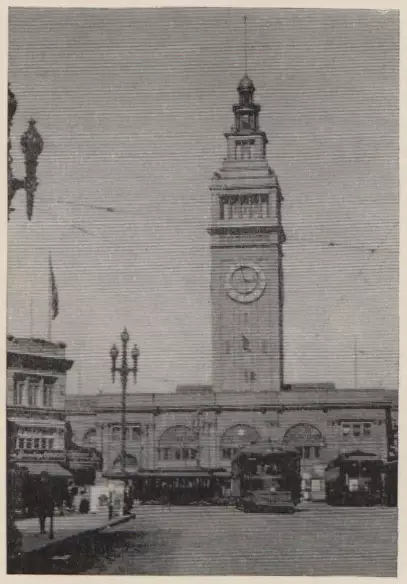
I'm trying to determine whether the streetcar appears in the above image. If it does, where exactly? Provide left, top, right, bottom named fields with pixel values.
left=383, top=459, right=398, bottom=507
left=324, top=450, right=384, bottom=506
left=232, top=441, right=302, bottom=513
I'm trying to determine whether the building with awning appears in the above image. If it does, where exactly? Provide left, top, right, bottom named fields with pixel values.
left=15, top=461, right=72, bottom=479
left=65, top=384, right=397, bottom=504
left=7, top=336, right=74, bottom=514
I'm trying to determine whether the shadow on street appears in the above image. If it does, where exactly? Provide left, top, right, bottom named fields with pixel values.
left=8, top=530, right=150, bottom=574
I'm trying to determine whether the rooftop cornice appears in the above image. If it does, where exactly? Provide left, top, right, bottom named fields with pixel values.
left=207, top=225, right=284, bottom=236
left=7, top=351, right=74, bottom=373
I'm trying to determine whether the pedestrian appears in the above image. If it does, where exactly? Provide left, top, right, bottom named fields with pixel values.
left=36, top=471, right=55, bottom=539
left=123, top=482, right=133, bottom=515
left=162, top=481, right=171, bottom=510
left=54, top=483, right=64, bottom=516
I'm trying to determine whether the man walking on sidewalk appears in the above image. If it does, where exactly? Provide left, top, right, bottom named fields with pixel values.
left=36, top=471, right=55, bottom=539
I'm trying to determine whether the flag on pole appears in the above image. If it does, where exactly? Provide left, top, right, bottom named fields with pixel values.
left=49, top=254, right=59, bottom=320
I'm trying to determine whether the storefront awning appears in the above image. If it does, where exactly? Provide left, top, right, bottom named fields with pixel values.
left=69, top=463, right=96, bottom=471
left=16, top=462, right=72, bottom=479
left=103, top=467, right=139, bottom=479
left=138, top=470, right=213, bottom=478
left=104, top=470, right=215, bottom=479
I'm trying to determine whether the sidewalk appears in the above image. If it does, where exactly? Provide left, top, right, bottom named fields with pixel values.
left=16, top=511, right=135, bottom=554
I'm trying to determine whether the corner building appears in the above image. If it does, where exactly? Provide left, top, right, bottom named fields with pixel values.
left=6, top=336, right=74, bottom=514
left=65, top=75, right=398, bottom=497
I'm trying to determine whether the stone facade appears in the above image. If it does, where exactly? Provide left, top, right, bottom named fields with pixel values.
left=6, top=335, right=73, bottom=466
left=65, top=386, right=397, bottom=480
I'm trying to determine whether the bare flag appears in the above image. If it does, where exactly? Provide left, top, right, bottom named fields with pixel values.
left=49, top=254, right=59, bottom=320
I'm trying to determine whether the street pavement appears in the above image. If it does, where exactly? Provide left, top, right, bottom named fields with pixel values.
left=12, top=510, right=134, bottom=563
left=52, top=502, right=397, bottom=576
left=17, top=512, right=113, bottom=553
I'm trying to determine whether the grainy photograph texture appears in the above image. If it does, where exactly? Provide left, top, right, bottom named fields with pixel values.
left=7, top=6, right=398, bottom=577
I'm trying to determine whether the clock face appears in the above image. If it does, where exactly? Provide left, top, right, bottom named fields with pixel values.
left=225, top=263, right=266, bottom=304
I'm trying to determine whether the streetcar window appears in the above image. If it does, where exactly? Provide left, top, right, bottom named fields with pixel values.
left=353, top=424, right=361, bottom=437
left=342, top=424, right=350, bottom=437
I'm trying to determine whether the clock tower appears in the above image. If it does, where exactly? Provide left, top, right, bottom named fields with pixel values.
left=208, top=74, right=285, bottom=393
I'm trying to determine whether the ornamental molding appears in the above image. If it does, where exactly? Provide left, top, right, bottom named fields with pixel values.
left=7, top=352, right=73, bottom=373
left=208, top=225, right=282, bottom=236
left=7, top=408, right=65, bottom=420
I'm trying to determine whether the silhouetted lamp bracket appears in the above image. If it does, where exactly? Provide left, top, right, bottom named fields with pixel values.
left=131, top=344, right=140, bottom=382
left=110, top=344, right=119, bottom=382
left=8, top=85, right=44, bottom=221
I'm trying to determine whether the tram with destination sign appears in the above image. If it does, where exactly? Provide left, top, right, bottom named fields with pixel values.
left=324, top=450, right=384, bottom=506
left=232, top=442, right=302, bottom=513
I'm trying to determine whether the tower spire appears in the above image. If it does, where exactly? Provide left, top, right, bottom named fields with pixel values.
left=244, top=15, right=248, bottom=75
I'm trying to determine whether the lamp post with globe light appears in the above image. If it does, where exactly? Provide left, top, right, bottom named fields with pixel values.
left=110, top=328, right=140, bottom=512
left=192, top=410, right=212, bottom=468
left=8, top=84, right=44, bottom=221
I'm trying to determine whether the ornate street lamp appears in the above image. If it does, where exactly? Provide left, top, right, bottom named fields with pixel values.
left=192, top=410, right=211, bottom=468
left=8, top=84, right=44, bottom=221
left=110, top=328, right=139, bottom=511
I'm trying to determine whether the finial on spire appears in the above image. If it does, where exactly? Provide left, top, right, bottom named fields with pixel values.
left=244, top=15, right=248, bottom=75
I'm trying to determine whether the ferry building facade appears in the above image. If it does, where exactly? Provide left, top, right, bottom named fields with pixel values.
left=65, top=74, right=397, bottom=494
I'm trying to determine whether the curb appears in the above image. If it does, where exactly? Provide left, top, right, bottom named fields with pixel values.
left=100, top=513, right=136, bottom=531
left=21, top=513, right=135, bottom=556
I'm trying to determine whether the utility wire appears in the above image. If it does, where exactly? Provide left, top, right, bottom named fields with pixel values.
left=53, top=200, right=117, bottom=213
left=44, top=207, right=117, bottom=246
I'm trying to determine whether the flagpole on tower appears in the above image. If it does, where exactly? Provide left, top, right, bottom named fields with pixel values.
left=30, top=295, right=34, bottom=338
left=244, top=15, right=248, bottom=75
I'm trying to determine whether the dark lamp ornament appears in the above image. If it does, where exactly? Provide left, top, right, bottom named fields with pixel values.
left=21, top=119, right=44, bottom=160
left=8, top=84, right=17, bottom=122
left=110, top=344, right=119, bottom=382
left=131, top=344, right=140, bottom=361
left=8, top=85, right=43, bottom=221
left=110, top=344, right=119, bottom=361
left=131, top=344, right=140, bottom=381
left=121, top=327, right=129, bottom=344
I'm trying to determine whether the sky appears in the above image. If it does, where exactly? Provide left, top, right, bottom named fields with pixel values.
left=7, top=7, right=399, bottom=395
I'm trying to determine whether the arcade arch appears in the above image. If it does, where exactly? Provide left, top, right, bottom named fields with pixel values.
left=220, top=424, right=260, bottom=460
left=157, top=425, right=198, bottom=462
left=282, top=423, right=324, bottom=460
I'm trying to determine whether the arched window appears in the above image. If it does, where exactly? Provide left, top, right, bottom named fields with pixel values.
left=83, top=427, right=97, bottom=446
left=112, top=453, right=138, bottom=472
left=158, top=425, right=198, bottom=462
left=220, top=424, right=260, bottom=460
left=282, top=424, right=324, bottom=460
left=111, top=426, right=141, bottom=442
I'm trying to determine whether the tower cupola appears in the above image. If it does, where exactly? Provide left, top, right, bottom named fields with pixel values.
left=237, top=74, right=255, bottom=106
left=231, top=72, right=263, bottom=136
